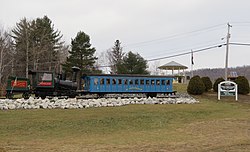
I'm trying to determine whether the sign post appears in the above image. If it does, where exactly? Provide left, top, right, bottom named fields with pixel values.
left=218, top=81, right=238, bottom=101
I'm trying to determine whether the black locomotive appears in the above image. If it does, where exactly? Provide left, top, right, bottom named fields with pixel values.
left=28, top=67, right=80, bottom=99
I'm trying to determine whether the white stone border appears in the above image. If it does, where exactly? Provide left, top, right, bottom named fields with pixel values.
left=0, top=96, right=199, bottom=110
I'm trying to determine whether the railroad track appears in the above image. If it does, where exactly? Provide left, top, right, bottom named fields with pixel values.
left=0, top=93, right=179, bottom=100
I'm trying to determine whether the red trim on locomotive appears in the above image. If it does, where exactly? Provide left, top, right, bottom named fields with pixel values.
left=38, top=81, right=52, bottom=86
left=11, top=80, right=27, bottom=88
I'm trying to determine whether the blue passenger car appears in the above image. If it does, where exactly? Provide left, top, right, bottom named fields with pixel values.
left=81, top=74, right=174, bottom=97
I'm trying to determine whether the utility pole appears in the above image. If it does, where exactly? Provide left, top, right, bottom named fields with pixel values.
left=225, top=23, right=232, bottom=81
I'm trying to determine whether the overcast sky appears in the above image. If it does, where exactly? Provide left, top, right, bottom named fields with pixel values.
left=1, top=0, right=250, bottom=72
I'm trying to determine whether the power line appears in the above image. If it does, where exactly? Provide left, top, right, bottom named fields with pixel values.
left=144, top=41, right=225, bottom=59
left=97, top=42, right=250, bottom=68
left=147, top=43, right=226, bottom=62
left=231, top=21, right=250, bottom=24
left=123, top=23, right=226, bottom=48
left=146, top=42, right=250, bottom=63
left=229, top=42, right=250, bottom=46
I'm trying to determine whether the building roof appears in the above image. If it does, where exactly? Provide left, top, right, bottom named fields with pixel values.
left=228, top=71, right=238, bottom=78
left=158, top=61, right=188, bottom=70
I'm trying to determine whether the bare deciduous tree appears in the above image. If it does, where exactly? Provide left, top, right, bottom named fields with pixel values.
left=56, top=44, right=69, bottom=73
left=96, top=51, right=110, bottom=73
left=0, top=27, right=15, bottom=95
left=107, top=40, right=124, bottom=74
left=149, top=61, right=161, bottom=75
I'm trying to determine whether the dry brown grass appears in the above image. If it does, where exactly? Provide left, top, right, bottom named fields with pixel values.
left=0, top=91, right=250, bottom=151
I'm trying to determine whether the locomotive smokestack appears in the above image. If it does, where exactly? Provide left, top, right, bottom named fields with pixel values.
left=72, top=66, right=80, bottom=82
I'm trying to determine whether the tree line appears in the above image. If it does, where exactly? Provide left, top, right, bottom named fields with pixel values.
left=0, top=15, right=149, bottom=95
left=186, top=66, right=250, bottom=82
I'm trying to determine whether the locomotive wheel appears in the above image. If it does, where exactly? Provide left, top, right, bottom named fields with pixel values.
left=69, top=95, right=76, bottom=98
left=22, top=92, right=30, bottom=99
left=6, top=92, right=14, bottom=99
left=98, top=93, right=105, bottom=98
left=146, top=93, right=157, bottom=98
left=41, top=96, right=46, bottom=99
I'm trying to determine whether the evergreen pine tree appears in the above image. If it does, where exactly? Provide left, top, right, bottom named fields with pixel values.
left=12, top=16, right=64, bottom=75
left=62, top=31, right=98, bottom=78
left=117, top=51, right=149, bottom=74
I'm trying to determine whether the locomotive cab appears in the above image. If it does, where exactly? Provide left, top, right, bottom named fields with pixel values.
left=29, top=71, right=55, bottom=98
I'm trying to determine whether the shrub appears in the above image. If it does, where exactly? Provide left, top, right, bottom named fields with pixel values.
left=235, top=76, right=250, bottom=95
left=187, top=75, right=205, bottom=95
left=201, top=77, right=212, bottom=92
left=213, top=77, right=225, bottom=92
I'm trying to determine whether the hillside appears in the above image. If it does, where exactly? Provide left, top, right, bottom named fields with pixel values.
left=186, top=65, right=250, bottom=82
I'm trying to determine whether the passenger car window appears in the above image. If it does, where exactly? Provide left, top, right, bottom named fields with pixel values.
left=124, top=79, right=128, bottom=85
left=161, top=80, right=165, bottom=85
left=112, top=79, right=116, bottom=85
left=129, top=79, right=133, bottom=85
left=140, top=79, right=144, bottom=85
left=94, top=78, right=98, bottom=85
left=100, top=78, right=104, bottom=85
left=106, top=79, right=110, bottom=85
left=151, top=80, right=155, bottom=85
left=166, top=80, right=170, bottom=85
left=156, top=80, right=160, bottom=85
left=118, top=79, right=122, bottom=85
left=135, top=79, right=139, bottom=85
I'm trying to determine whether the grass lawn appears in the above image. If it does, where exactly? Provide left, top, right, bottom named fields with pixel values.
left=0, top=85, right=250, bottom=151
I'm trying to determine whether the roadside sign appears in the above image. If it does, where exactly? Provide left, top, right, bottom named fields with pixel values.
left=218, top=81, right=238, bottom=100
